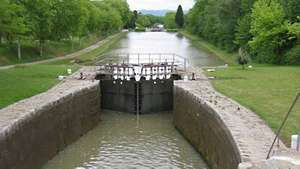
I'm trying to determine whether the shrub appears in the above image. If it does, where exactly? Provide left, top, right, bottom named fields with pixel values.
left=284, top=44, right=300, bottom=65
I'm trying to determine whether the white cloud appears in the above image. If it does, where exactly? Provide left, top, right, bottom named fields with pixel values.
left=127, top=0, right=195, bottom=10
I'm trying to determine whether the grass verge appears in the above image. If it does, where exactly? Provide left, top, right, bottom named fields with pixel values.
left=179, top=30, right=237, bottom=65
left=181, top=30, right=300, bottom=144
left=205, top=65, right=300, bottom=144
left=0, top=63, right=79, bottom=109
left=76, top=32, right=126, bottom=63
left=0, top=33, right=104, bottom=66
left=0, top=32, right=124, bottom=109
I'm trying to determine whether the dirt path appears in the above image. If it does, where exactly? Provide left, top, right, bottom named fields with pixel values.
left=0, top=33, right=120, bottom=70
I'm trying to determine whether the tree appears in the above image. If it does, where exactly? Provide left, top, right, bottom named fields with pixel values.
left=128, top=10, right=138, bottom=29
left=175, top=5, right=184, bottom=28
left=249, top=0, right=289, bottom=64
left=22, top=0, right=54, bottom=57
left=0, top=0, right=29, bottom=60
left=164, top=12, right=177, bottom=29
left=238, top=47, right=249, bottom=69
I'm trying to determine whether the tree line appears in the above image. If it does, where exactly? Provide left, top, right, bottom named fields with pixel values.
left=0, top=0, right=131, bottom=60
left=186, top=0, right=300, bottom=65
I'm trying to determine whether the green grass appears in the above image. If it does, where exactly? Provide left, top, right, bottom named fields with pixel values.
left=205, top=65, right=300, bottom=144
left=0, top=63, right=79, bottom=109
left=77, top=32, right=126, bottom=63
left=0, top=34, right=104, bottom=66
left=181, top=30, right=300, bottom=144
left=0, top=32, right=124, bottom=109
left=180, top=30, right=237, bottom=65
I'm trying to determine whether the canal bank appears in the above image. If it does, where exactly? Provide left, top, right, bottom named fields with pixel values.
left=0, top=32, right=298, bottom=169
left=0, top=67, right=101, bottom=169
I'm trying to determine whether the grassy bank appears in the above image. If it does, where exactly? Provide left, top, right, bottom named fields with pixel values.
left=77, top=32, right=126, bottom=63
left=206, top=65, right=300, bottom=144
left=0, top=32, right=124, bottom=109
left=0, top=33, right=105, bottom=66
left=182, top=31, right=300, bottom=144
left=180, top=31, right=237, bottom=65
left=0, top=63, right=79, bottom=109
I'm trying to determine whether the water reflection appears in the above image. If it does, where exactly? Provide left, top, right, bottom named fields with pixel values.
left=108, top=32, right=224, bottom=67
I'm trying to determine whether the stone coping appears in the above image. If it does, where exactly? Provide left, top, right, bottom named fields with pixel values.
left=0, top=67, right=98, bottom=141
left=175, top=67, right=286, bottom=163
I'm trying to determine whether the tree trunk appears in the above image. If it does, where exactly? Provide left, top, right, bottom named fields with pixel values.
left=17, top=39, right=22, bottom=60
left=71, top=36, right=75, bottom=50
left=79, top=37, right=82, bottom=48
left=39, top=40, right=43, bottom=57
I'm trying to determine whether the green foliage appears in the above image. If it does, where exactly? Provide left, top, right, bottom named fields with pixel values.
left=284, top=44, right=300, bottom=64
left=186, top=0, right=240, bottom=51
left=186, top=0, right=300, bottom=65
left=0, top=0, right=130, bottom=62
left=237, top=47, right=249, bottom=69
left=136, top=15, right=151, bottom=28
left=175, top=5, right=184, bottom=28
left=164, top=12, right=177, bottom=29
left=249, top=0, right=291, bottom=64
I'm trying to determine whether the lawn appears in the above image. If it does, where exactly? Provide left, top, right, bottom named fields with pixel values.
left=205, top=65, right=300, bottom=144
left=0, top=33, right=104, bottom=66
left=182, top=30, right=300, bottom=144
left=0, top=63, right=79, bottom=109
left=179, top=31, right=237, bottom=65
left=0, top=32, right=124, bottom=109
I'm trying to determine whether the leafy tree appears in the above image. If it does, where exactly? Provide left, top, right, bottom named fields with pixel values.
left=0, top=0, right=29, bottom=60
left=280, top=0, right=300, bottom=22
left=249, top=0, right=289, bottom=64
left=238, top=47, right=249, bottom=69
left=21, top=0, right=55, bottom=57
left=175, top=5, right=184, bottom=28
left=128, top=10, right=138, bottom=29
left=164, top=12, right=177, bottom=29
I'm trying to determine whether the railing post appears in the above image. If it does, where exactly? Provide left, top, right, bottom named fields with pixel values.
left=127, top=53, right=129, bottom=64
left=184, top=58, right=187, bottom=71
left=159, top=54, right=162, bottom=63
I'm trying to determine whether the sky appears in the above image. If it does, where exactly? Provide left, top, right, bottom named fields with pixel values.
left=127, top=0, right=195, bottom=10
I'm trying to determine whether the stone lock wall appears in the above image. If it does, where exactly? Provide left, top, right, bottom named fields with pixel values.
left=0, top=77, right=101, bottom=169
left=173, top=85, right=241, bottom=169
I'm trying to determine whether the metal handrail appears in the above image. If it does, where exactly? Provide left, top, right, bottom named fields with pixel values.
left=94, top=52, right=188, bottom=71
left=266, top=92, right=300, bottom=159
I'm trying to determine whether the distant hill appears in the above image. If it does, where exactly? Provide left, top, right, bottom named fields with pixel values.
left=138, top=10, right=174, bottom=16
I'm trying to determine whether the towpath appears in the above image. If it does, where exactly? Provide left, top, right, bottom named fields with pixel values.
left=0, top=34, right=121, bottom=70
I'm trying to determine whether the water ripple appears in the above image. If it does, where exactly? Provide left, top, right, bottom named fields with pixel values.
left=43, top=112, right=208, bottom=169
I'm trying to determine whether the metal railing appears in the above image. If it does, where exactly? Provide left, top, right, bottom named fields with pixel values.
left=266, top=92, right=300, bottom=159
left=94, top=53, right=188, bottom=71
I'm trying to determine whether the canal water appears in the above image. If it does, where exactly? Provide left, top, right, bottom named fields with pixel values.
left=103, top=32, right=224, bottom=67
left=43, top=112, right=208, bottom=169
left=43, top=32, right=223, bottom=169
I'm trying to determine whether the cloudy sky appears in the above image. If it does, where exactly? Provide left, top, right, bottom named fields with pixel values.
left=127, top=0, right=195, bottom=10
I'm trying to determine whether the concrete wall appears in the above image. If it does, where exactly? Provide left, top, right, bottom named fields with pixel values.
left=173, top=85, right=241, bottom=169
left=0, top=70, right=101, bottom=169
